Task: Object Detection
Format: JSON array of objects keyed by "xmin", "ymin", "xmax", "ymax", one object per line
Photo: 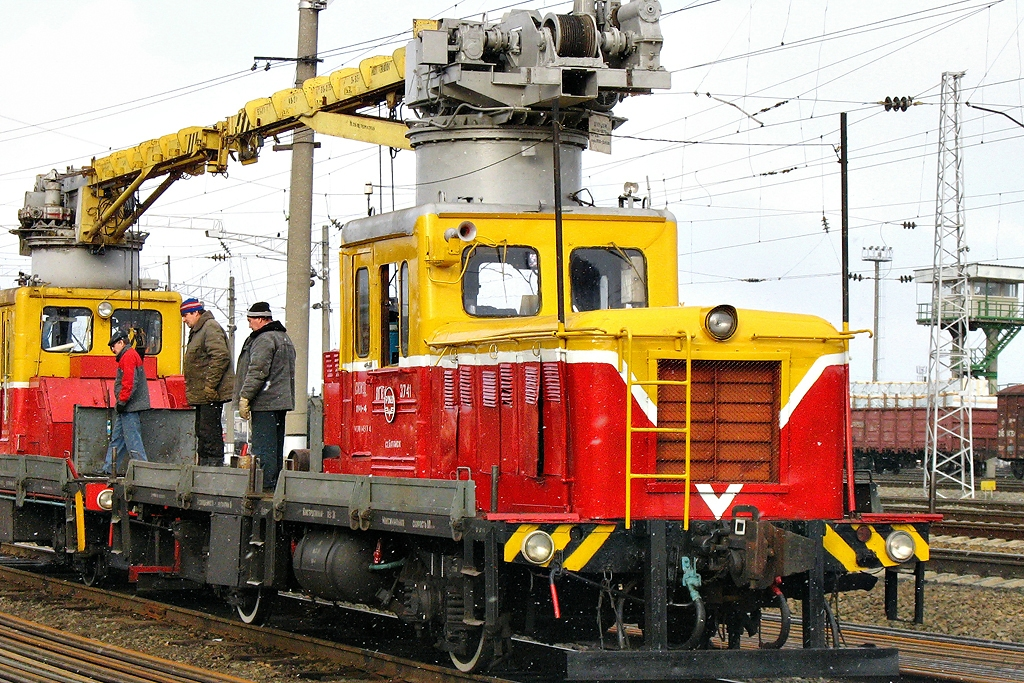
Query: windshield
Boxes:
[
  {"xmin": 463, "ymin": 246, "xmax": 541, "ymax": 317},
  {"xmin": 570, "ymin": 247, "xmax": 647, "ymax": 311},
  {"xmin": 41, "ymin": 306, "xmax": 92, "ymax": 352},
  {"xmin": 111, "ymin": 309, "xmax": 163, "ymax": 355}
]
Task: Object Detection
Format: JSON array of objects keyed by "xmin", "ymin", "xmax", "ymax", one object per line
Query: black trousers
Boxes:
[
  {"xmin": 195, "ymin": 403, "xmax": 225, "ymax": 466},
  {"xmin": 250, "ymin": 410, "xmax": 287, "ymax": 491}
]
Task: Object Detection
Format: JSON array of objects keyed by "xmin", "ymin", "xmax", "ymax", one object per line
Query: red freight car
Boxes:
[
  {"xmin": 851, "ymin": 382, "xmax": 998, "ymax": 473},
  {"xmin": 997, "ymin": 385, "xmax": 1024, "ymax": 479}
]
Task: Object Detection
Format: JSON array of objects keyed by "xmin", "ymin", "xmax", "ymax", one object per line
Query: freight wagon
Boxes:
[
  {"xmin": 997, "ymin": 385, "xmax": 1024, "ymax": 479},
  {"xmin": 851, "ymin": 381, "xmax": 998, "ymax": 473}
]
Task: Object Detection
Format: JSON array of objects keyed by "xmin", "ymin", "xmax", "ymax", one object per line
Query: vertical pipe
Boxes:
[
  {"xmin": 283, "ymin": 0, "xmax": 322, "ymax": 447},
  {"xmin": 872, "ymin": 259, "xmax": 881, "ymax": 381},
  {"xmin": 552, "ymin": 99, "xmax": 566, "ymax": 328},
  {"xmin": 840, "ymin": 113, "xmax": 857, "ymax": 513},
  {"xmin": 840, "ymin": 112, "xmax": 849, "ymax": 332},
  {"xmin": 490, "ymin": 464, "xmax": 499, "ymax": 513}
]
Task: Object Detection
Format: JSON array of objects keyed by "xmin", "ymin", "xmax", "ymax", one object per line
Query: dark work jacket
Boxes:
[
  {"xmin": 114, "ymin": 345, "xmax": 151, "ymax": 412},
  {"xmin": 234, "ymin": 320, "xmax": 296, "ymax": 411},
  {"xmin": 184, "ymin": 311, "xmax": 235, "ymax": 405}
]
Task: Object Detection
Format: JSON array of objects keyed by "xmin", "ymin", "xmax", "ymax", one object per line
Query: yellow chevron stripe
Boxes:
[
  {"xmin": 563, "ymin": 524, "xmax": 616, "ymax": 571},
  {"xmin": 541, "ymin": 525, "xmax": 575, "ymax": 568},
  {"xmin": 823, "ymin": 524, "xmax": 861, "ymax": 571},
  {"xmin": 504, "ymin": 524, "xmax": 540, "ymax": 563},
  {"xmin": 892, "ymin": 523, "xmax": 930, "ymax": 562},
  {"xmin": 860, "ymin": 524, "xmax": 899, "ymax": 568}
]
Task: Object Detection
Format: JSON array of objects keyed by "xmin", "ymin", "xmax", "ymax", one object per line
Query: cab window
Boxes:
[
  {"xmin": 355, "ymin": 267, "xmax": 370, "ymax": 357},
  {"xmin": 111, "ymin": 309, "xmax": 162, "ymax": 355},
  {"xmin": 381, "ymin": 263, "xmax": 399, "ymax": 367},
  {"xmin": 400, "ymin": 262, "xmax": 410, "ymax": 357},
  {"xmin": 570, "ymin": 247, "xmax": 647, "ymax": 311},
  {"xmin": 41, "ymin": 306, "xmax": 92, "ymax": 352},
  {"xmin": 463, "ymin": 246, "xmax": 540, "ymax": 317}
]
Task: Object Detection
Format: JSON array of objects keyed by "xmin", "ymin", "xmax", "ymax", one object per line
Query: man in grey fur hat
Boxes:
[{"xmin": 234, "ymin": 302, "xmax": 295, "ymax": 491}]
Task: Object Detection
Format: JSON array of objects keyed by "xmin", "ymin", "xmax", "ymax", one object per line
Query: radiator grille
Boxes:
[{"xmin": 658, "ymin": 360, "xmax": 780, "ymax": 482}]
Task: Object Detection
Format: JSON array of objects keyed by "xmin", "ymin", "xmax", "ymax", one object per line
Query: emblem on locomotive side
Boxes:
[{"xmin": 382, "ymin": 386, "xmax": 396, "ymax": 423}]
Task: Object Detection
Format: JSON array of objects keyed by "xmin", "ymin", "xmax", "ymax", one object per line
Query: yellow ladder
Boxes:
[{"xmin": 619, "ymin": 329, "xmax": 692, "ymax": 530}]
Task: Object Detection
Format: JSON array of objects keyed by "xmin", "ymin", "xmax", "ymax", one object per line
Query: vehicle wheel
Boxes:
[
  {"xmin": 80, "ymin": 555, "xmax": 106, "ymax": 587},
  {"xmin": 234, "ymin": 588, "xmax": 275, "ymax": 625},
  {"xmin": 1011, "ymin": 461, "xmax": 1024, "ymax": 480},
  {"xmin": 449, "ymin": 626, "xmax": 492, "ymax": 673}
]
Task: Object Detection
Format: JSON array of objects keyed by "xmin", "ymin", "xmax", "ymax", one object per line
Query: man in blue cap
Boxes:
[
  {"xmin": 181, "ymin": 298, "xmax": 234, "ymax": 466},
  {"xmin": 101, "ymin": 329, "xmax": 150, "ymax": 475}
]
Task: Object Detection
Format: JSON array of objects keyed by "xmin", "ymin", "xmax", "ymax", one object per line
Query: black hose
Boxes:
[
  {"xmin": 758, "ymin": 590, "xmax": 790, "ymax": 649},
  {"xmin": 823, "ymin": 599, "xmax": 842, "ymax": 648},
  {"xmin": 677, "ymin": 598, "xmax": 706, "ymax": 650}
]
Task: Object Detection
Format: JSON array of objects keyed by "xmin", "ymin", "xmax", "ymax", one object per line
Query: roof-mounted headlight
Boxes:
[
  {"xmin": 885, "ymin": 530, "xmax": 916, "ymax": 563},
  {"xmin": 703, "ymin": 305, "xmax": 738, "ymax": 341}
]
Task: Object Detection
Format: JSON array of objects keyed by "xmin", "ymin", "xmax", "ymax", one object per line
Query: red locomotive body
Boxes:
[{"xmin": 324, "ymin": 350, "xmax": 849, "ymax": 523}]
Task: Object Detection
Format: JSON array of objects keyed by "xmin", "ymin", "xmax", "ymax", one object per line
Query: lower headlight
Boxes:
[
  {"xmin": 521, "ymin": 530, "xmax": 555, "ymax": 565},
  {"xmin": 885, "ymin": 530, "xmax": 916, "ymax": 562},
  {"xmin": 96, "ymin": 488, "xmax": 114, "ymax": 511}
]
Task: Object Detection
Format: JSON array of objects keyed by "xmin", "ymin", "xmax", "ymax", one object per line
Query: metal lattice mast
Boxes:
[{"xmin": 924, "ymin": 71, "xmax": 974, "ymax": 502}]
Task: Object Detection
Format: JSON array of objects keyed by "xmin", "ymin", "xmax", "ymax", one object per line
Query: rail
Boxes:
[
  {"xmin": 0, "ymin": 563, "xmax": 507, "ymax": 683},
  {"xmin": 618, "ymin": 328, "xmax": 692, "ymax": 530}
]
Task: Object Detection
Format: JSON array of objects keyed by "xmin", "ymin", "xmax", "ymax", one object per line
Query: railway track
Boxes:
[
  {"xmin": 830, "ymin": 622, "xmax": 1024, "ymax": 683},
  {"xmin": 0, "ymin": 610, "xmax": 254, "ymax": 683},
  {"xmin": 874, "ymin": 473, "xmax": 1024, "ymax": 493},
  {"xmin": 4, "ymin": 550, "xmax": 1024, "ymax": 683},
  {"xmin": 928, "ymin": 548, "xmax": 1024, "ymax": 580},
  {"xmin": 0, "ymin": 562, "xmax": 511, "ymax": 683}
]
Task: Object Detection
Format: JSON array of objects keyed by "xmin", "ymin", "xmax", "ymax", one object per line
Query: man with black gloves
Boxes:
[
  {"xmin": 235, "ymin": 302, "xmax": 296, "ymax": 491},
  {"xmin": 181, "ymin": 298, "xmax": 235, "ymax": 466},
  {"xmin": 101, "ymin": 330, "xmax": 150, "ymax": 475}
]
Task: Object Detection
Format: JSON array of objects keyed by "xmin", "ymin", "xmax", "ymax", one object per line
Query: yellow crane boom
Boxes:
[{"xmin": 80, "ymin": 48, "xmax": 410, "ymax": 245}]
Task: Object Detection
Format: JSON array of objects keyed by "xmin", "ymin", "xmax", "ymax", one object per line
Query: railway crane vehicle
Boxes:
[{"xmin": 0, "ymin": 2, "xmax": 935, "ymax": 679}]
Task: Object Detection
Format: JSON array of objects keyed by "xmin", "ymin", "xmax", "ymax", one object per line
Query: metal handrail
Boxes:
[{"xmin": 619, "ymin": 328, "xmax": 693, "ymax": 530}]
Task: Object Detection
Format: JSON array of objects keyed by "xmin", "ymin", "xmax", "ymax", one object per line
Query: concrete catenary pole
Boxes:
[
  {"xmin": 283, "ymin": 0, "xmax": 324, "ymax": 447},
  {"xmin": 321, "ymin": 222, "xmax": 331, "ymax": 352},
  {"xmin": 225, "ymin": 273, "xmax": 236, "ymax": 447}
]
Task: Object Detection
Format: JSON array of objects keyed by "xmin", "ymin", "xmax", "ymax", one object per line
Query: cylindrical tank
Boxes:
[
  {"xmin": 291, "ymin": 529, "xmax": 383, "ymax": 604},
  {"xmin": 23, "ymin": 233, "xmax": 146, "ymax": 289},
  {"xmin": 409, "ymin": 126, "xmax": 587, "ymax": 206}
]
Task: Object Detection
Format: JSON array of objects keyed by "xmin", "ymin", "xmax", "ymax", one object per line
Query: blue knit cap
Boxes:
[{"xmin": 180, "ymin": 298, "xmax": 204, "ymax": 315}]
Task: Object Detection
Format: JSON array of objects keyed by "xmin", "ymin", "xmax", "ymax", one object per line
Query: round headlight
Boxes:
[
  {"xmin": 97, "ymin": 301, "xmax": 113, "ymax": 319},
  {"xmin": 521, "ymin": 530, "xmax": 555, "ymax": 565},
  {"xmin": 96, "ymin": 488, "xmax": 114, "ymax": 511},
  {"xmin": 704, "ymin": 305, "xmax": 738, "ymax": 341},
  {"xmin": 885, "ymin": 530, "xmax": 916, "ymax": 563}
]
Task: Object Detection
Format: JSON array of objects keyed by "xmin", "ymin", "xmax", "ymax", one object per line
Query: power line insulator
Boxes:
[
  {"xmin": 848, "ymin": 273, "xmax": 864, "ymax": 281},
  {"xmin": 902, "ymin": 221, "xmax": 916, "ymax": 229},
  {"xmin": 898, "ymin": 274, "xmax": 914, "ymax": 283},
  {"xmin": 883, "ymin": 96, "xmax": 913, "ymax": 112}
]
